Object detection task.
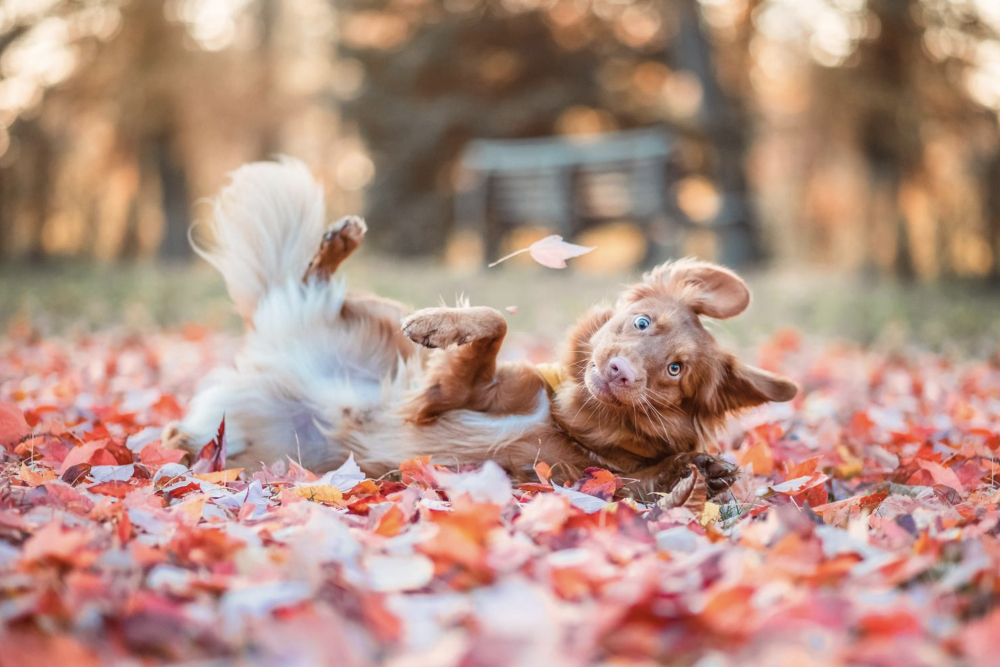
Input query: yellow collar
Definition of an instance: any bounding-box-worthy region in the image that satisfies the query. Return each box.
[535,362,566,394]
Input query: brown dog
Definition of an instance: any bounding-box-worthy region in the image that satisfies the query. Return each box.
[164,160,797,496]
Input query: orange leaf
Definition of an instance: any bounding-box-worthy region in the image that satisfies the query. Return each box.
[739,441,774,476]
[374,504,407,537]
[292,484,344,505]
[18,463,57,487]
[577,468,618,500]
[194,468,244,484]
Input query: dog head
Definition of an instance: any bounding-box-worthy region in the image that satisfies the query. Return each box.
[583,258,798,419]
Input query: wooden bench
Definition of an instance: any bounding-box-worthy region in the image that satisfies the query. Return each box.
[454,128,754,266]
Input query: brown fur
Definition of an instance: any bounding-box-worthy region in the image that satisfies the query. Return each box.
[392,256,798,494]
[168,218,798,496]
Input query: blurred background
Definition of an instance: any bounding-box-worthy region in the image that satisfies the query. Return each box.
[2,0,1000,352]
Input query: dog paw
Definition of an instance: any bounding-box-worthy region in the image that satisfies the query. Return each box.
[325,215,367,251]
[304,216,367,281]
[686,452,739,496]
[161,422,195,462]
[656,452,739,497]
[401,308,466,349]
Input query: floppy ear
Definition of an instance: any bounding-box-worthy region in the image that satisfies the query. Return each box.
[710,358,798,414]
[647,258,751,319]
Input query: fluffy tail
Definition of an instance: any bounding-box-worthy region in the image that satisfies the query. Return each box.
[192,158,327,320]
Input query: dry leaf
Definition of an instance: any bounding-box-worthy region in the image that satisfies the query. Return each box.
[194,468,244,484]
[291,484,344,504]
[18,462,56,487]
[657,465,708,515]
[488,235,595,269]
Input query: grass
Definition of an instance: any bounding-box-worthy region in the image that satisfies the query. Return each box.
[2,253,999,358]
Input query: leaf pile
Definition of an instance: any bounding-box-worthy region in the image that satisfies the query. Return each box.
[2,330,1000,666]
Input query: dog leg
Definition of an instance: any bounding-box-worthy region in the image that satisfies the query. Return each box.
[403,307,545,422]
[303,215,367,282]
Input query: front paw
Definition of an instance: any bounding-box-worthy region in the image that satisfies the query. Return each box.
[659,452,739,497]
[402,307,502,349]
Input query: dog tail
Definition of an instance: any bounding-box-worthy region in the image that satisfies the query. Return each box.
[192,158,327,320]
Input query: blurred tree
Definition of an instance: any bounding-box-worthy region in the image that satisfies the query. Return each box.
[336,0,760,259]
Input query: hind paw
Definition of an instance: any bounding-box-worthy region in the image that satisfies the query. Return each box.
[161,422,195,462]
[304,216,367,281]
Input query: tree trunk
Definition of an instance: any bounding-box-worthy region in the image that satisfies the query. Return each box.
[671,0,761,267]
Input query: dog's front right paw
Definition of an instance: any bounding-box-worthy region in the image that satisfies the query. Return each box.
[655,452,739,497]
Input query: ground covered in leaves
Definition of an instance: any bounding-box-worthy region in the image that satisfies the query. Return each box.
[2,328,1000,667]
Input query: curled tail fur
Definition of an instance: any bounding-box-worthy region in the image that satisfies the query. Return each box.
[192,158,328,321]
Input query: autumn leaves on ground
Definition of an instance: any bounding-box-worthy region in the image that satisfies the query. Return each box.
[2,323,1000,667]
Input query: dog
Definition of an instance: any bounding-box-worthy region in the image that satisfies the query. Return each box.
[162,159,798,495]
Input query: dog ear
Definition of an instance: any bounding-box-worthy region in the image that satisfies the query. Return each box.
[709,358,798,414]
[646,258,751,319]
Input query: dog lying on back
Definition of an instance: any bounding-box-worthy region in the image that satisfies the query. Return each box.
[163,159,798,495]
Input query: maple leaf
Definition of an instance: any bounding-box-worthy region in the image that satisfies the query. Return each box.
[575,467,618,501]
[656,465,708,515]
[190,417,226,474]
[488,235,595,269]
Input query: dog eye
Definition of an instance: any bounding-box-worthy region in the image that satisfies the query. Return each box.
[667,362,682,377]
[633,315,652,331]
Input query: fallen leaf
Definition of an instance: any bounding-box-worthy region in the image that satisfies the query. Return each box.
[190,417,226,474]
[657,465,707,515]
[292,484,344,505]
[194,468,244,484]
[0,401,30,449]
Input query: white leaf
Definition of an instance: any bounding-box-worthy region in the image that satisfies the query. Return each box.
[366,554,435,592]
[527,235,595,269]
[314,452,366,492]
[435,461,512,505]
[90,464,135,483]
[551,483,607,513]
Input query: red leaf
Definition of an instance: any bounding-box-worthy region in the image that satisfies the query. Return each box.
[576,468,618,501]
[89,480,137,499]
[190,417,226,474]
[139,441,187,468]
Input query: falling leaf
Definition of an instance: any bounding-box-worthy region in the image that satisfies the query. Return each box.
[488,235,595,269]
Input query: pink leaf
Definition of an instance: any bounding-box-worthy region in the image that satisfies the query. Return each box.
[527,235,595,269]
[0,401,30,449]
[488,235,595,269]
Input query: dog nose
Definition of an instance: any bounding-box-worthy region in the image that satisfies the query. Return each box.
[606,356,636,386]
